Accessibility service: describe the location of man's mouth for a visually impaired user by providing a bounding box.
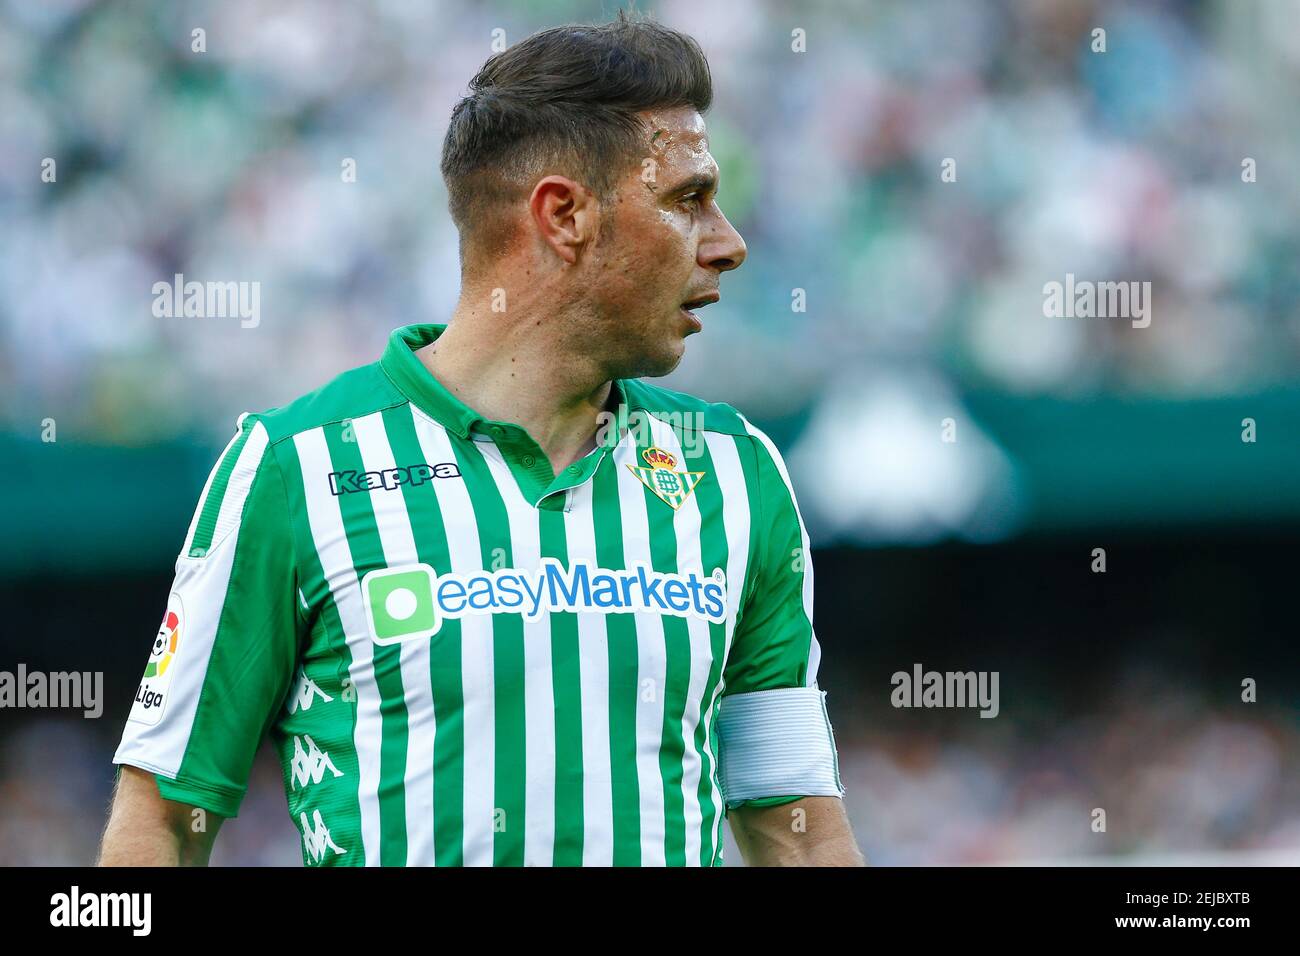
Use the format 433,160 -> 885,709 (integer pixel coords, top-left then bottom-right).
679,293 -> 720,329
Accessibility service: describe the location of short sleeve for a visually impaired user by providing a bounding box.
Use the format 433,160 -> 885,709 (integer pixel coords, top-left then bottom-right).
723,424 -> 820,694
718,420 -> 842,809
113,414 -> 304,817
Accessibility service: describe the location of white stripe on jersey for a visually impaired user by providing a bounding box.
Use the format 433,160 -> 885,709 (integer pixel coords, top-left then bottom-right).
562,480 -> 614,866
409,407 -> 496,867
612,435 -> 668,866
702,430 -> 753,859
293,426 -> 384,866
352,411 -> 436,866
644,415 -> 712,865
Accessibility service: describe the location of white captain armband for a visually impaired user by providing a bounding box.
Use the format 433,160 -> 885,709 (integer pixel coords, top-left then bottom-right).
716,685 -> 845,807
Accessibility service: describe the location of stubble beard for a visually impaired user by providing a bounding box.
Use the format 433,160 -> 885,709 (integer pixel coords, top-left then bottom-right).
583,229 -> 688,381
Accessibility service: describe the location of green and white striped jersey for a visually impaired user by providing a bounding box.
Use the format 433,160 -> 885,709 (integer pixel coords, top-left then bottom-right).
114,323 -> 843,866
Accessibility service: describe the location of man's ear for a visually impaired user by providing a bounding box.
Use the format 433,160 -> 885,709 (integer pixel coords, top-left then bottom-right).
529,175 -> 600,264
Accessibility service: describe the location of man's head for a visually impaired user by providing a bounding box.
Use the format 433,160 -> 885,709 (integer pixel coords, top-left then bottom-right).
440,13 -> 747,378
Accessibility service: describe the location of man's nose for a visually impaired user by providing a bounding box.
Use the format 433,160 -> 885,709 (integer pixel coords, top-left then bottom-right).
699,210 -> 747,273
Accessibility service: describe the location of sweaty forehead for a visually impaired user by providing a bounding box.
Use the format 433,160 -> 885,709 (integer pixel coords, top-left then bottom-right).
640,106 -> 710,160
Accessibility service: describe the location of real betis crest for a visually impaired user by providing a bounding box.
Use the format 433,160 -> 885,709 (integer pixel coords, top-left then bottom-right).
627,446 -> 705,510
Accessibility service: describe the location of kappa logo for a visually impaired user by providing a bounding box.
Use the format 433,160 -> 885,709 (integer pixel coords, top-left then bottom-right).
329,461 -> 460,496
300,809 -> 347,863
286,670 -> 333,713
627,446 -> 705,510
290,734 -> 344,790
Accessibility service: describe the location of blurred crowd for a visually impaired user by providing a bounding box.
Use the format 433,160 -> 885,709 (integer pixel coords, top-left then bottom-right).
2,0 -> 1298,441
3,680 -> 1295,865
838,690 -> 1300,865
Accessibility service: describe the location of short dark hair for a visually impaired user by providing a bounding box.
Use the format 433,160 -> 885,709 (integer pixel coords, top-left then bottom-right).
440,11 -> 712,261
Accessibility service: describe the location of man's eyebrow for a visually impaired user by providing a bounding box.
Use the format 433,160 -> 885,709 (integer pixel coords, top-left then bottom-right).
664,172 -> 719,198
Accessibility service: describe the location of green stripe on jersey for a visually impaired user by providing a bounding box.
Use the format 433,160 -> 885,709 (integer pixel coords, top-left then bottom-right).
188,419 -> 253,556
274,436 -> 365,866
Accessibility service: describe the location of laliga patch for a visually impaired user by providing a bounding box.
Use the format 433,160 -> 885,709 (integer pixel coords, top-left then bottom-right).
128,592 -> 183,725
627,446 -> 705,510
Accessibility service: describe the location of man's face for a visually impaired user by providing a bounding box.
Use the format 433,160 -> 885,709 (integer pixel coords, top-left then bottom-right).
582,106 -> 747,379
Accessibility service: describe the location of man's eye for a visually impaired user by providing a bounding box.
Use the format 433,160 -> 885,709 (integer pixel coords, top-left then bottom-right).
679,193 -> 703,210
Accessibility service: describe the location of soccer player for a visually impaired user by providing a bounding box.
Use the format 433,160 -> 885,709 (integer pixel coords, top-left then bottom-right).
99,13 -> 863,867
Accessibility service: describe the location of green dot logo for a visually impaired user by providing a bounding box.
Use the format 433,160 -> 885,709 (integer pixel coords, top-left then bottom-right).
361,564 -> 439,645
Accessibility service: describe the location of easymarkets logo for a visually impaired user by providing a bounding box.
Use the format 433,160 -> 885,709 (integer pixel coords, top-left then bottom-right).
361,560 -> 728,645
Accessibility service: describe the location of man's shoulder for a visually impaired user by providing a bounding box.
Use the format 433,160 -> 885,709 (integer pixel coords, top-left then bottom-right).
245,358 -> 405,447
620,378 -> 753,438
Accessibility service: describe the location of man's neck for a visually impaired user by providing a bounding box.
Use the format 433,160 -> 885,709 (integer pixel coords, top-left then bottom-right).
416,290 -> 618,475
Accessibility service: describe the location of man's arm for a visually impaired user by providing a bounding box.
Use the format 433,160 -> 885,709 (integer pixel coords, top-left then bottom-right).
98,765 -> 224,866
716,419 -> 863,865
729,797 -> 865,866
106,414 -> 301,864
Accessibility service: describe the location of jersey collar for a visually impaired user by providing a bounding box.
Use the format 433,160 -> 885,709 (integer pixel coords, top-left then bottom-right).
380,323 -> 630,447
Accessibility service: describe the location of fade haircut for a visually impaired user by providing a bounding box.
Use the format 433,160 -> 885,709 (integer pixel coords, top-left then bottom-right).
440,11 -> 713,266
